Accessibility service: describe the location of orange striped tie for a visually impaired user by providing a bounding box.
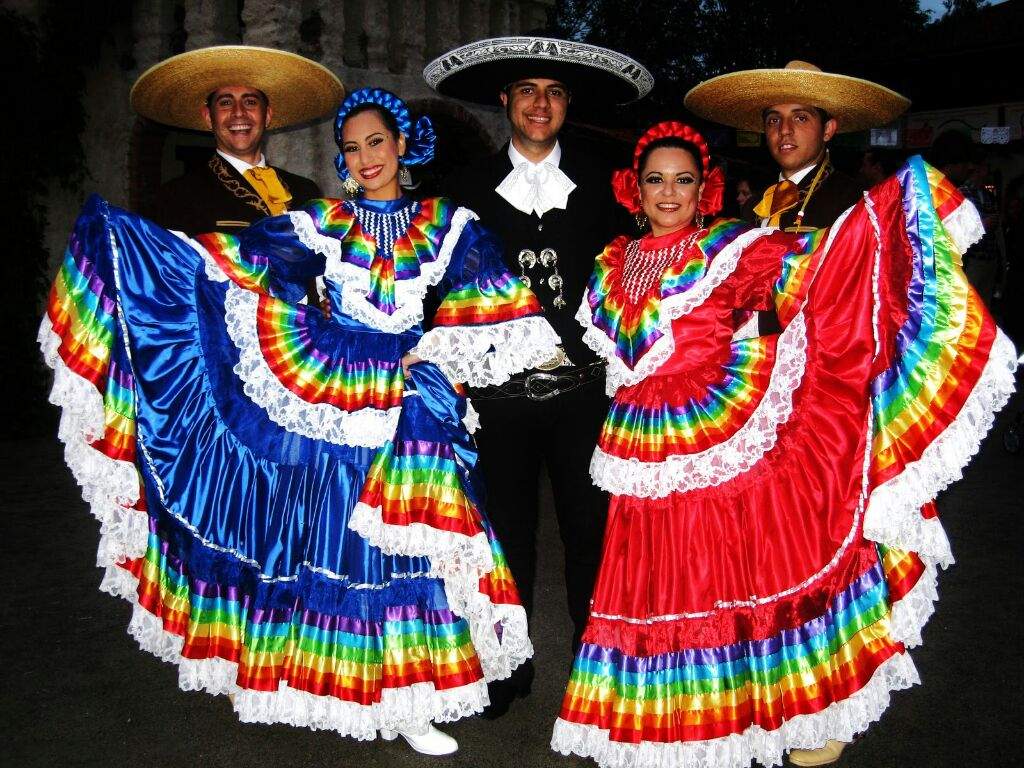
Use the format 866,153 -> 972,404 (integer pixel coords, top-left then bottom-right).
769,179 -> 799,217
753,179 -> 802,227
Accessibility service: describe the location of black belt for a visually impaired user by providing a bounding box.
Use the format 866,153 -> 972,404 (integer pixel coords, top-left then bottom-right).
471,361 -> 606,401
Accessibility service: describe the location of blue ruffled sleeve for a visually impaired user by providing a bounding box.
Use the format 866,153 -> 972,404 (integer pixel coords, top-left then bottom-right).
413,213 -> 562,386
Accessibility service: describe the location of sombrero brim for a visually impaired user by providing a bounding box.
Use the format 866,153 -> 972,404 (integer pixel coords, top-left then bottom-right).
424,37 -> 653,106
684,69 -> 909,133
131,46 -> 345,131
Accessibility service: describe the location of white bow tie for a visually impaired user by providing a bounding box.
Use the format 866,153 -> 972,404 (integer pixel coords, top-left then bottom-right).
495,161 -> 576,217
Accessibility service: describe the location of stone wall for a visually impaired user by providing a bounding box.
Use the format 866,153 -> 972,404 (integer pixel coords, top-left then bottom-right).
43,0 -> 553,273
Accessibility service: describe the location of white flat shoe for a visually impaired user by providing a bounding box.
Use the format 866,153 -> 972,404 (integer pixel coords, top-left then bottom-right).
379,724 -> 458,756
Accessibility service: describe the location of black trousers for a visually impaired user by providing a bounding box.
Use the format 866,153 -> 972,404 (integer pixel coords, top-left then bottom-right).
472,378 -> 609,652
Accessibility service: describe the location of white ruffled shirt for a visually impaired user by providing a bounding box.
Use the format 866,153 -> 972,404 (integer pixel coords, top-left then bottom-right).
495,141 -> 576,218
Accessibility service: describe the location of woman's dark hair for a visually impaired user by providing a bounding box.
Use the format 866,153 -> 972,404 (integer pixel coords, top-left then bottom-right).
638,137 -> 704,182
340,102 -> 401,139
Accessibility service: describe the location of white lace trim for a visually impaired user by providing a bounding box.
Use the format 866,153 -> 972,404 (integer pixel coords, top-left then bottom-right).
235,678 -> 487,739
579,228 -> 774,395
348,502 -> 494,574
414,315 -> 562,387
443,573 -> 534,682
348,501 -> 533,682
126,592 -> 493,738
38,317 -> 147,566
590,312 -> 807,499
888,559 -> 939,649
182,233 -> 230,283
221,282 -> 401,448
943,198 -> 985,255
99,564 -> 140,600
865,329 -> 1018,567
289,207 -> 477,335
551,651 -> 920,768
463,398 -> 480,434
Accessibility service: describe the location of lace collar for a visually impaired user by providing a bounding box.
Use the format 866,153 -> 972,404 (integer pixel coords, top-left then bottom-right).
302,196 -> 457,316
578,219 -> 755,391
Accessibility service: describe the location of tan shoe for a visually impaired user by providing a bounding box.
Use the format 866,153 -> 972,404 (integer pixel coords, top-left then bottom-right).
788,739 -> 847,766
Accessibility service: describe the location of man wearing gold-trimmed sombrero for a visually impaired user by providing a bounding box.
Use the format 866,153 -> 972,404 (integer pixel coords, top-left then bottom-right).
686,60 -> 909,234
133,45 -> 344,236
424,36 -> 651,721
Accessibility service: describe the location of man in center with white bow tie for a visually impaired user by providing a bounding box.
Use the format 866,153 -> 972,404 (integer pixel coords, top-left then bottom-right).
425,37 -> 652,719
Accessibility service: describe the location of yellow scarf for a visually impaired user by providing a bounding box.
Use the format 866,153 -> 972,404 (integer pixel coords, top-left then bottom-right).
244,166 -> 292,215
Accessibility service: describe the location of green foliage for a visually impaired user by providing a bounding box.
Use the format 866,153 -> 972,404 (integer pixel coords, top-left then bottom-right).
550,0 -> 930,112
941,0 -> 990,17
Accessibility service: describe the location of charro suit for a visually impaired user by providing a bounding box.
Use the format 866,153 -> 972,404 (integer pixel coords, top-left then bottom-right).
743,160 -> 862,231
443,142 -> 627,652
743,160 -> 862,335
145,153 -> 322,236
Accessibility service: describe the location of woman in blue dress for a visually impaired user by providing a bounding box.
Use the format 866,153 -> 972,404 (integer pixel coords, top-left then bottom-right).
39,88 -> 561,756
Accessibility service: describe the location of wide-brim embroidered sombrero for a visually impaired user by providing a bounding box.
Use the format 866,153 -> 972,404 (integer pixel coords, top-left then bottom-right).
131,45 -> 345,131
684,60 -> 909,133
423,37 -> 653,105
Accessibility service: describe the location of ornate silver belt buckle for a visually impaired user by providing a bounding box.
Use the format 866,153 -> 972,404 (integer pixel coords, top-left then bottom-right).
525,371 -> 560,401
535,346 -> 571,371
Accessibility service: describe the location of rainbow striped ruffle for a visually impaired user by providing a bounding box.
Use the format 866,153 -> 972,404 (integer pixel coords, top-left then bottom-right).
599,336 -> 774,462
432,270 -> 541,327
414,240 -> 561,388
256,296 -> 405,411
553,556 -> 921,767
122,519 -> 491,737
196,231 -> 272,295
865,158 -> 1016,566
773,228 -> 829,326
38,203 -> 147,576
199,225 -> 412,448
352,435 -> 491,568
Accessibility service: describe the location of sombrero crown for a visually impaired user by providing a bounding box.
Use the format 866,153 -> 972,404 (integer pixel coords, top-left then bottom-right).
684,61 -> 909,133
131,45 -> 344,131
423,36 -> 653,106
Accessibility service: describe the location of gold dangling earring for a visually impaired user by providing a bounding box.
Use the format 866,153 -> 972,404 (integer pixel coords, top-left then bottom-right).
635,212 -> 648,230
398,163 -> 412,187
695,212 -> 704,230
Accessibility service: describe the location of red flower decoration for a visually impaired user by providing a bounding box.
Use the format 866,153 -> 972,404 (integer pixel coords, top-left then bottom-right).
612,121 -> 723,217
699,166 -> 725,216
611,168 -> 642,214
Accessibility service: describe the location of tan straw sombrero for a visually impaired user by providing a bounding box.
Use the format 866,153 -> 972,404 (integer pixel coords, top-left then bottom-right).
684,61 -> 909,133
131,45 -> 344,131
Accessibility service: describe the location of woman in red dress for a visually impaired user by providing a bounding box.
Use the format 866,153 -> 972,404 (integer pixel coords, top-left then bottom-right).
551,122 -> 1017,767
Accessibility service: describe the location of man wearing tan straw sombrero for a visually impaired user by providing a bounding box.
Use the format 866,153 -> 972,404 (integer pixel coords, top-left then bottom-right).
133,45 -> 344,236
686,60 -> 909,235
686,60 -> 910,342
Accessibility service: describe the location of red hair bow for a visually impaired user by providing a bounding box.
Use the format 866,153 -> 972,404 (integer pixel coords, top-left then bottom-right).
611,121 -> 723,217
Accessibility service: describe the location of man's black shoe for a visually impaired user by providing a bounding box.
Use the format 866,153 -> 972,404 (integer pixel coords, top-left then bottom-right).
480,661 -> 534,720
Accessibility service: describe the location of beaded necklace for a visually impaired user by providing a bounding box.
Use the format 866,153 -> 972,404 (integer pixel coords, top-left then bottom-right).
622,228 -> 702,303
